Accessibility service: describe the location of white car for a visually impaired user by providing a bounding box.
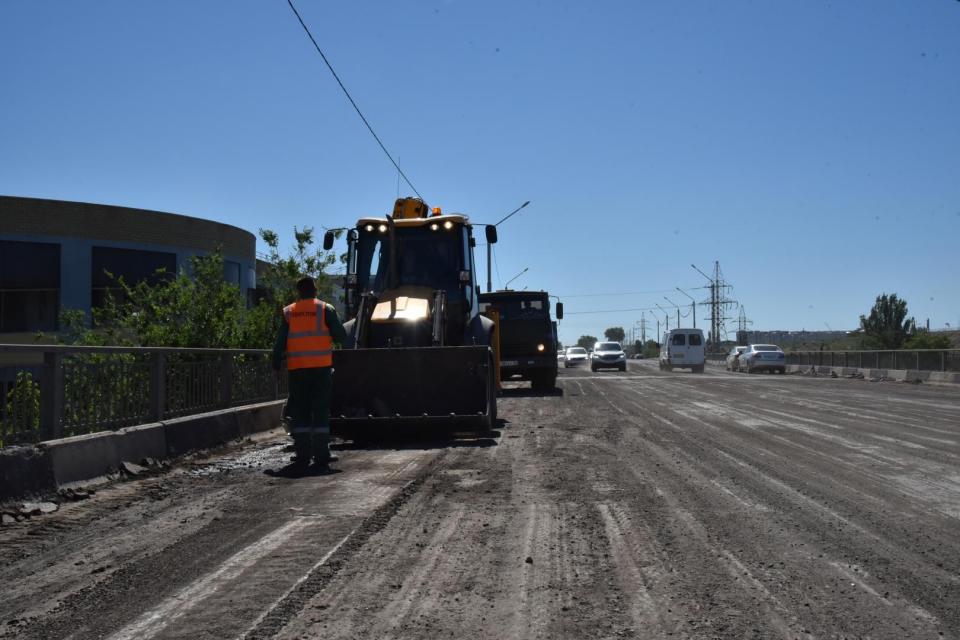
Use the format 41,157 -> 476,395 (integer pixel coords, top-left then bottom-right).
564,347 -> 588,367
726,346 -> 748,371
591,342 -> 627,372
738,344 -> 786,374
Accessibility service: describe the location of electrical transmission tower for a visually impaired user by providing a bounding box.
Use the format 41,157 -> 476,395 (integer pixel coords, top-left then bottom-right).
692,261 -> 738,350
736,305 -> 753,345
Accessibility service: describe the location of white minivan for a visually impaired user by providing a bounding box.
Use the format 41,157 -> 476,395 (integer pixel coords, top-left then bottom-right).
659,328 -> 706,373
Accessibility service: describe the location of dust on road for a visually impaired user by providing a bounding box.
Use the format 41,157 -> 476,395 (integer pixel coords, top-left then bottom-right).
2,360 -> 958,639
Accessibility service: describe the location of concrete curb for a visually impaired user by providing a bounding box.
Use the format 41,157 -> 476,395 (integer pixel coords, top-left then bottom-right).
711,360 -> 960,385
1,400 -> 283,502
783,364 -> 959,385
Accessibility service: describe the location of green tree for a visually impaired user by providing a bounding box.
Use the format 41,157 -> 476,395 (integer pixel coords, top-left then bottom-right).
903,331 -> 952,350
643,339 -> 660,358
859,293 -> 915,349
604,326 -> 626,343
1,372 -> 41,445
257,226 -> 341,307
577,335 -> 598,350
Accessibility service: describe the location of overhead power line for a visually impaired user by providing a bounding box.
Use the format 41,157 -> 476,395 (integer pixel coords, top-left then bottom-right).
285,0 -> 423,200
557,286 -> 708,298
565,305 -> 667,315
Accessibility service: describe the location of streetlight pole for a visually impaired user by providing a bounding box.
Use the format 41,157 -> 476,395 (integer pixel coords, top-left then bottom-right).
486,200 -> 530,293
504,267 -> 529,290
664,296 -> 681,327
656,304 -> 670,332
676,287 -> 696,328
691,263 -> 714,346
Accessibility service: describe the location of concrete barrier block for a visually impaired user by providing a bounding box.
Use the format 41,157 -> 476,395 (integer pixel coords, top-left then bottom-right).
162,408 -> 240,457
235,400 -> 284,437
116,422 -> 167,463
928,371 -> 960,384
904,370 -> 931,383
0,446 -> 55,501
41,431 -> 121,486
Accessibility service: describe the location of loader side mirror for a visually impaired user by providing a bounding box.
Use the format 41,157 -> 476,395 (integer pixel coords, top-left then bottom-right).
323,230 -> 335,251
556,302 -> 564,320
485,225 -> 497,244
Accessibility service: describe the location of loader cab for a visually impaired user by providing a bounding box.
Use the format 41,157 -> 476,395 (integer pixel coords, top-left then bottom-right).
343,210 -> 481,347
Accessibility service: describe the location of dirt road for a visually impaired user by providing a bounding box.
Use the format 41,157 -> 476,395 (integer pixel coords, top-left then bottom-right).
2,360 -> 959,639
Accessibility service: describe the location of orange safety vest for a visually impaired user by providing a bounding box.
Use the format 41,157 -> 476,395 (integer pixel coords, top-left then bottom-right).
283,298 -> 333,370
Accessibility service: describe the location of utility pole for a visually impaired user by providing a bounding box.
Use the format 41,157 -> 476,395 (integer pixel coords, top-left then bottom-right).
641,312 -> 647,343
656,304 -> 670,332
676,287 -> 696,328
664,296 -> 681,328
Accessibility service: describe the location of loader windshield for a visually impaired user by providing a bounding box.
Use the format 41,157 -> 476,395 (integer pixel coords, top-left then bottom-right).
356,227 -> 462,294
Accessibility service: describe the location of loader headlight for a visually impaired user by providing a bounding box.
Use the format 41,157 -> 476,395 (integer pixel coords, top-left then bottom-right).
443,220 -> 454,230
364,224 -> 374,232
378,224 -> 388,233
430,223 -> 439,231
537,343 -> 545,352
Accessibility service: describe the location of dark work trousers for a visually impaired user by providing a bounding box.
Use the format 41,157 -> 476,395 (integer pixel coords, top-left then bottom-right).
287,367 -> 333,464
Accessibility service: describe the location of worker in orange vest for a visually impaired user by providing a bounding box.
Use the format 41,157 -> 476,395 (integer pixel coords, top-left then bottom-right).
272,277 -> 346,471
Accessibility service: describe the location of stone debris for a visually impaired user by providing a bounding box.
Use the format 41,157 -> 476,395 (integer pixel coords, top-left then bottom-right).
1,513 -> 17,526
19,501 -> 58,516
58,488 -> 92,501
119,461 -> 148,476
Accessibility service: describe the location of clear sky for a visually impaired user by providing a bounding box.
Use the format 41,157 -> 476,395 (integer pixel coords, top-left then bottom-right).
2,1 -> 958,345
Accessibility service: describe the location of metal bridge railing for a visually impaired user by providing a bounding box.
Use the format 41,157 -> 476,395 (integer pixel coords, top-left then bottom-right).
0,345 -> 288,448
784,349 -> 960,373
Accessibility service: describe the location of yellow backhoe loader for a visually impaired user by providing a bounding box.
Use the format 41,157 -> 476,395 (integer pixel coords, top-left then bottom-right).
322,198 -> 499,438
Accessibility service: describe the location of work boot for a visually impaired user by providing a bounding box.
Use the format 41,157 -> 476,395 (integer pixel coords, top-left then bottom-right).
311,433 -> 337,466
291,434 -> 312,466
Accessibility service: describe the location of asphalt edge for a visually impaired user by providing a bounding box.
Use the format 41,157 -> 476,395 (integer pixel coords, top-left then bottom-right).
0,400 -> 284,502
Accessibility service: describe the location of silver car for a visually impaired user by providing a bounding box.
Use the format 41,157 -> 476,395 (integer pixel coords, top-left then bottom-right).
591,341 -> 627,372
564,347 -> 588,367
739,344 -> 786,374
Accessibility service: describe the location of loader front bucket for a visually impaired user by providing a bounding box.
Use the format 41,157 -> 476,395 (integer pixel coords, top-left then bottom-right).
330,345 -> 494,438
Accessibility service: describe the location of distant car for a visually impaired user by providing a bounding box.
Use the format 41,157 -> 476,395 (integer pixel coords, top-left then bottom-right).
739,344 -> 785,373
726,346 -> 748,371
591,341 -> 627,372
557,351 -> 566,362
564,347 -> 588,367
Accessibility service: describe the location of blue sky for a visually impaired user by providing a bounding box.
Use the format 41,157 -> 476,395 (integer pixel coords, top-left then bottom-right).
2,1 -> 958,344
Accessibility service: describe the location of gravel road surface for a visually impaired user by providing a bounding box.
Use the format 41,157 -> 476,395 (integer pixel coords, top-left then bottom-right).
2,360 -> 958,639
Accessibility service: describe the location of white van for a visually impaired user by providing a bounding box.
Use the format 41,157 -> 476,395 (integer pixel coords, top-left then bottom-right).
659,328 -> 706,373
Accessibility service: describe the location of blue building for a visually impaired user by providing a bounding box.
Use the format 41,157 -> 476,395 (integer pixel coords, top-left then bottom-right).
0,196 -> 257,340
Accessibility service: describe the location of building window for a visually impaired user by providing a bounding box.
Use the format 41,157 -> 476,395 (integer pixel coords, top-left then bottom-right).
0,240 -> 61,332
91,246 -> 176,308
224,260 -> 241,285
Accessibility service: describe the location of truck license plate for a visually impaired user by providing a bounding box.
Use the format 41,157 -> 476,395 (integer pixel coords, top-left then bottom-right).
501,360 -> 519,366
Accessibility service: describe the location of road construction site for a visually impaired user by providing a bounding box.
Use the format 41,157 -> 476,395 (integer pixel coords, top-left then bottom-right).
2,360 -> 959,640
